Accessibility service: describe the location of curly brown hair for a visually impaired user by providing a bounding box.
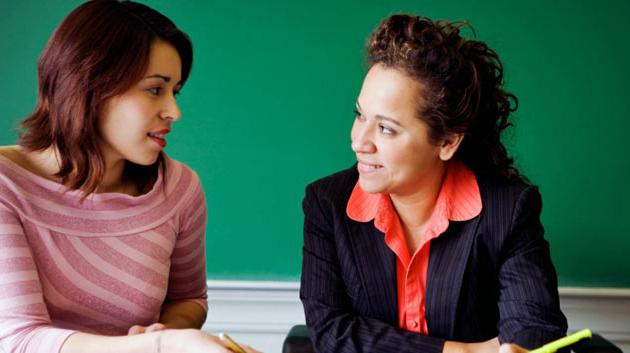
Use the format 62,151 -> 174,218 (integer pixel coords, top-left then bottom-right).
367,14 -> 524,182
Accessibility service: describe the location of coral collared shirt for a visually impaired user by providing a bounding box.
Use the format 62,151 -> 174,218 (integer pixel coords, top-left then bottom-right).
346,161 -> 482,334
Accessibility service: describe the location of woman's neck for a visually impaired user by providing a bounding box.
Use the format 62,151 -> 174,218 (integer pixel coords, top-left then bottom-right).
96,157 -> 129,194
390,162 -> 448,233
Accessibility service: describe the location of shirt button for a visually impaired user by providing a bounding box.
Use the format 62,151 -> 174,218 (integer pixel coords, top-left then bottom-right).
408,320 -> 418,328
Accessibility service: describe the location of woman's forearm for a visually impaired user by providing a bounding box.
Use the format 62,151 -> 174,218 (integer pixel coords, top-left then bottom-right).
159,300 -> 208,329
61,329 -> 251,353
61,330 -> 165,353
60,328 -> 231,353
444,337 -> 500,353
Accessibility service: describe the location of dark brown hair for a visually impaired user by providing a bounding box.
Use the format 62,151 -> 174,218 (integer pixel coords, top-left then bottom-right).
368,14 -> 524,182
19,0 -> 193,195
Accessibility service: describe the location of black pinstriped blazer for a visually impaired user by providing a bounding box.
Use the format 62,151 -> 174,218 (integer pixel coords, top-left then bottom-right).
300,165 -> 567,353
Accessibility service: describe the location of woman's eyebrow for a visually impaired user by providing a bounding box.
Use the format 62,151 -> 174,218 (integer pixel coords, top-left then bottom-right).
375,114 -> 402,127
143,74 -> 171,82
357,101 -> 402,126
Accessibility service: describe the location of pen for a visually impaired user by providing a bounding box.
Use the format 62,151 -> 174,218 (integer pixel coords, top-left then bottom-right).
529,328 -> 592,353
219,332 -> 247,353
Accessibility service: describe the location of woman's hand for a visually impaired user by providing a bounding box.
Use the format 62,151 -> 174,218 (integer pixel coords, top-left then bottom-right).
466,337 -> 501,353
444,337 -> 500,353
127,322 -> 167,335
163,329 -> 262,353
444,337 -> 530,353
499,343 -> 529,353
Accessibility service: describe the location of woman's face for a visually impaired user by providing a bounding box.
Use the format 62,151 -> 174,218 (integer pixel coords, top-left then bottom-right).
98,39 -> 182,167
351,64 -> 460,196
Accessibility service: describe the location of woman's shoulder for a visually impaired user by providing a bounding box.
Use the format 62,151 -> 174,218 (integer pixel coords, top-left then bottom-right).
477,172 -> 538,197
0,145 -> 29,172
0,146 -> 71,220
164,155 -> 199,181
0,146 -> 22,200
0,145 -> 63,183
0,145 -> 46,188
162,155 -> 203,198
476,172 -> 542,218
161,156 -> 206,222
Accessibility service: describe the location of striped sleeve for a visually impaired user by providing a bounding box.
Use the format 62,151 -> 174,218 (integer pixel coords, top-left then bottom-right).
0,202 -> 76,353
165,171 -> 208,312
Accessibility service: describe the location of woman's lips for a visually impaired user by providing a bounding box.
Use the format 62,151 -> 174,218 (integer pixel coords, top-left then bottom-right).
149,135 -> 166,148
147,130 -> 169,148
357,161 -> 383,174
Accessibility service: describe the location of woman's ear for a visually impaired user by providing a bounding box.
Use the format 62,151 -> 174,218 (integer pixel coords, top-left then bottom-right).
439,133 -> 464,161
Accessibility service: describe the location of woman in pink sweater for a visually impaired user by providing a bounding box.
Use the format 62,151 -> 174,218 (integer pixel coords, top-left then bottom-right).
0,1 -> 258,352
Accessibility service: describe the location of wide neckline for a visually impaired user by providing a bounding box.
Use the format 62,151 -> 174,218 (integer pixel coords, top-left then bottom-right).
0,152 -> 163,202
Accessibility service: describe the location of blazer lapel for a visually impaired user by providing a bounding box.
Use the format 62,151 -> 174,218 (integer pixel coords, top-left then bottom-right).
345,219 -> 398,325
425,217 -> 480,338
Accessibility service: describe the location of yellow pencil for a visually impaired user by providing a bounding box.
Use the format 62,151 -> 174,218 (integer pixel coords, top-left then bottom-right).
219,332 -> 247,353
529,329 -> 592,353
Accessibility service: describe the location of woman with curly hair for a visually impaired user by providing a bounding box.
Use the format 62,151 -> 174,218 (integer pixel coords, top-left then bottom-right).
300,14 -> 567,353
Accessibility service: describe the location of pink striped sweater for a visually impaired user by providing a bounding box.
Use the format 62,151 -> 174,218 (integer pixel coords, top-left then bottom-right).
0,155 -> 208,353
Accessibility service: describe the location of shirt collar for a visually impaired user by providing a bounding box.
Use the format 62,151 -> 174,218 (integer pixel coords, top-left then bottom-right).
346,160 -> 482,230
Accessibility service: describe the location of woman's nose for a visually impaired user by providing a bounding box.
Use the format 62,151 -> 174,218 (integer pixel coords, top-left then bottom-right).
160,95 -> 181,121
351,121 -> 376,153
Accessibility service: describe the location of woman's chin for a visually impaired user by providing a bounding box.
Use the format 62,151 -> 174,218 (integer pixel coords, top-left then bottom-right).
127,153 -> 160,167
358,178 -> 386,194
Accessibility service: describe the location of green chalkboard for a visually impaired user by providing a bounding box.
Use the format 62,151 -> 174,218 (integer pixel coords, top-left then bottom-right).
1,0 -> 628,287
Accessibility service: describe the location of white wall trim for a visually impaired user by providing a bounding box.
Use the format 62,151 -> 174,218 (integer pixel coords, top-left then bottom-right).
204,281 -> 630,352
203,280 -> 306,351
558,286 -> 630,352
559,286 -> 630,298
206,280 -> 300,291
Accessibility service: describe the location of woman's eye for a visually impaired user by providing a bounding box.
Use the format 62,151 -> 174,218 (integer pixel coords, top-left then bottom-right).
380,125 -> 395,135
353,109 -> 364,120
148,87 -> 162,95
